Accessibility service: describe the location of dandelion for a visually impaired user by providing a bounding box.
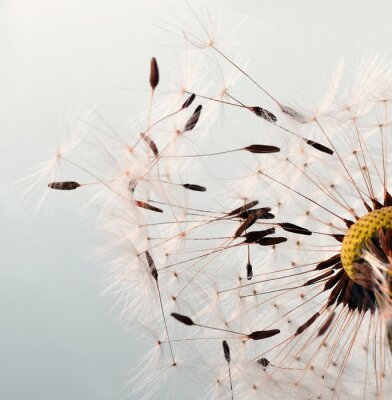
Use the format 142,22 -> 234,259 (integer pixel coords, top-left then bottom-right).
40,7 -> 392,400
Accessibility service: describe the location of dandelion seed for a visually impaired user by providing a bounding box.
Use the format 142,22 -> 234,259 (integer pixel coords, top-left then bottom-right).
149,57 -> 159,90
184,105 -> 202,132
48,181 -> 81,190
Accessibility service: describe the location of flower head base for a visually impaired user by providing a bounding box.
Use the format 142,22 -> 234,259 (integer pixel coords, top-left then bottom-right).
342,206 -> 392,286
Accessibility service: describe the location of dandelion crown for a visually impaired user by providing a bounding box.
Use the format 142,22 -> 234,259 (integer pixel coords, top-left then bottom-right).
40,6 -> 392,400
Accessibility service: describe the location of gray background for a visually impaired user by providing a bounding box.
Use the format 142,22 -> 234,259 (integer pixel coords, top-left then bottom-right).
1,1 -> 392,399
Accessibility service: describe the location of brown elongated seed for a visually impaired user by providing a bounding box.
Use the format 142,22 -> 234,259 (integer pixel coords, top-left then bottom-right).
145,251 -> 158,281
246,263 -> 253,280
304,269 -> 334,286
248,329 -> 280,340
249,106 -> 277,123
171,312 -> 194,326
318,312 -> 336,336
149,57 -> 159,89
48,181 -> 80,190
305,139 -> 333,155
184,105 -> 202,132
316,254 -> 341,270
135,200 -> 163,213
244,228 -> 276,243
295,312 -> 320,336
222,340 -> 231,363
182,184 -> 207,192
324,269 -> 344,291
227,200 -> 259,217
257,358 -> 270,367
279,104 -> 307,123
278,222 -> 312,236
257,237 -> 287,246
140,133 -> 159,157
327,275 -> 348,307
234,214 -> 257,238
244,144 -> 280,154
239,208 -> 272,219
182,93 -> 196,109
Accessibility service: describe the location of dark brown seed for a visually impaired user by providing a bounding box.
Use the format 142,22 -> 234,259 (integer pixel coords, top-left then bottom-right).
327,274 -> 348,307
304,269 -> 334,286
234,214 -> 257,238
384,191 -> 392,206
239,208 -> 273,219
344,219 -> 354,228
316,254 -> 341,270
249,106 -> 277,123
248,329 -> 280,340
150,57 -> 159,89
182,93 -> 196,109
244,145 -> 280,154
246,263 -> 253,280
257,237 -> 287,246
257,357 -> 270,367
324,269 -> 345,291
135,200 -> 163,213
182,184 -> 207,192
244,228 -> 276,244
48,181 -> 80,190
140,133 -> 159,157
279,222 -> 312,236
184,105 -> 202,132
227,200 -> 259,217
279,104 -> 307,123
295,312 -> 320,336
171,312 -> 194,326
318,312 -> 335,336
305,139 -> 333,155
222,340 -> 231,363
332,234 -> 345,243
371,197 -> 383,210
145,251 -> 158,281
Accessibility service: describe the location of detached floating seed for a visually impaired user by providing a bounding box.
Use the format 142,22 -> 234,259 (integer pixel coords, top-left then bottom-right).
145,251 -> 158,281
222,340 -> 231,363
244,144 -> 280,154
182,183 -> 207,192
249,106 -> 277,123
150,57 -> 159,89
279,104 -> 307,124
171,312 -> 194,326
184,105 -> 202,132
140,133 -> 159,157
135,200 -> 163,213
182,93 -> 196,109
48,181 -> 80,190
305,139 -> 333,155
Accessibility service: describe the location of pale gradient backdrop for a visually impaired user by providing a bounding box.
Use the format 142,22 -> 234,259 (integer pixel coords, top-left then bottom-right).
1,1 -> 392,399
